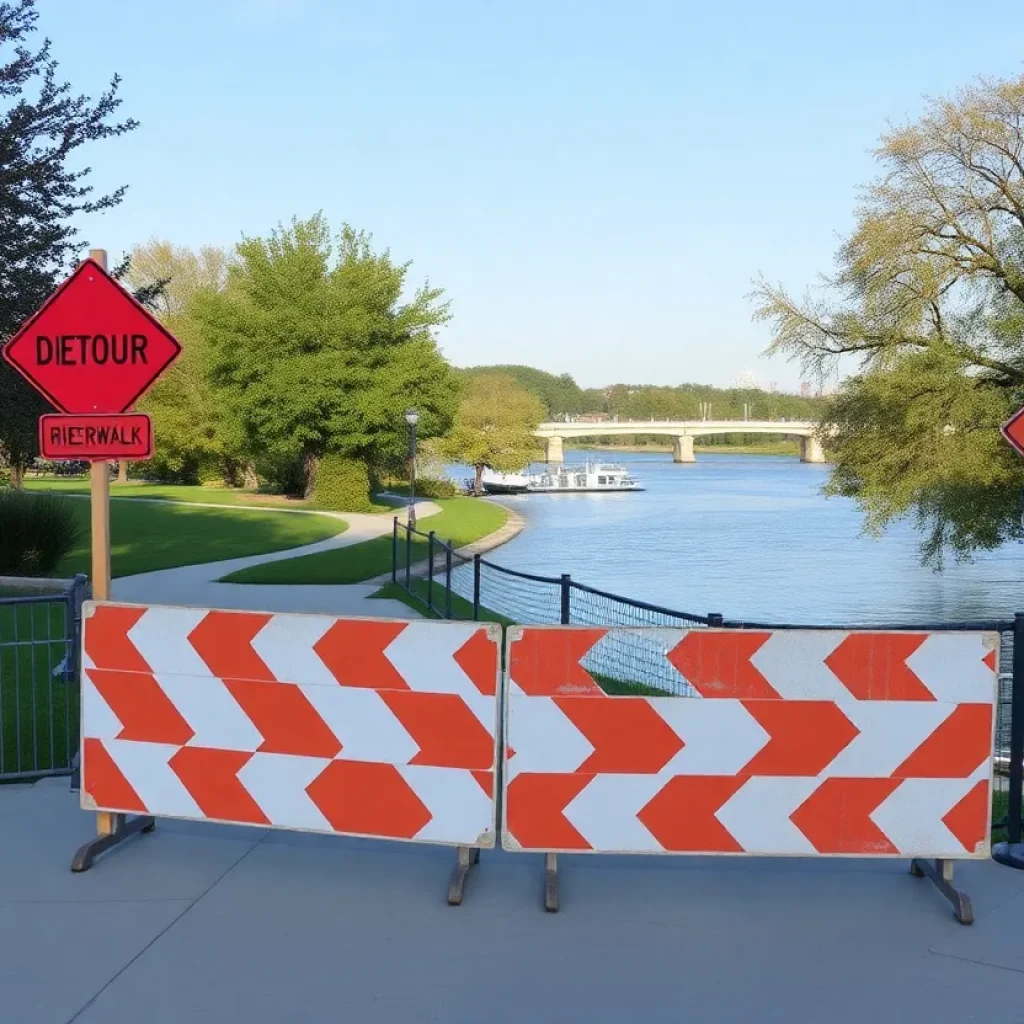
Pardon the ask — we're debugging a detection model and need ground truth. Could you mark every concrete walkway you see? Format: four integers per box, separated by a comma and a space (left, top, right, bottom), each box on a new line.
4, 778, 1023, 1024
111, 500, 440, 617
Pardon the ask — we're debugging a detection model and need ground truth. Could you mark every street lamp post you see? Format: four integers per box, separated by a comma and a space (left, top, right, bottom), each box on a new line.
404, 409, 419, 529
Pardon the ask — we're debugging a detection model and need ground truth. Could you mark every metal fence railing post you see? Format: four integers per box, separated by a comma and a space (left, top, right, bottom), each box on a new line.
427, 532, 435, 612
473, 555, 481, 621
445, 542, 453, 619
391, 517, 398, 584
1010, 613, 1024, 846
994, 613, 1024, 869
405, 521, 412, 590
560, 574, 571, 625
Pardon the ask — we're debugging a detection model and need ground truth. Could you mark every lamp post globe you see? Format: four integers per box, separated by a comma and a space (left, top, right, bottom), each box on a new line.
404, 409, 419, 528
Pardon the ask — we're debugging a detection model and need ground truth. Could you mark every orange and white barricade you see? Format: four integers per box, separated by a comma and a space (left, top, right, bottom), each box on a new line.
74, 602, 502, 904
502, 625, 999, 921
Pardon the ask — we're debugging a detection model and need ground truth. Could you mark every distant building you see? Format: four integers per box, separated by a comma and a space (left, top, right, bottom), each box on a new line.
735, 369, 760, 390
799, 381, 811, 397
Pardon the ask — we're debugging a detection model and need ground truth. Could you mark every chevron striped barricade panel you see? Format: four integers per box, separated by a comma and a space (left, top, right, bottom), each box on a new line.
73, 602, 502, 904
501, 625, 999, 922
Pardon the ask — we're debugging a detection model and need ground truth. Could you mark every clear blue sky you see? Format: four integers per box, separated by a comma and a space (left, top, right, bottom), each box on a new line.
45, 0, 1024, 389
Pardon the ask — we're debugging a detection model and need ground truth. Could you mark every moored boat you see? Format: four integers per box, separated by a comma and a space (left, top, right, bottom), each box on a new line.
526, 462, 643, 493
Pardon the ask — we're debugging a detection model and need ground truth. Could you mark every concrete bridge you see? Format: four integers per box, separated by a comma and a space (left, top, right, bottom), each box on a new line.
533, 419, 825, 463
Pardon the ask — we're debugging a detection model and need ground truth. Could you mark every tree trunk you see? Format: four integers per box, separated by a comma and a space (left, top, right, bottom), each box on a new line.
303, 453, 321, 500
10, 463, 25, 488
242, 462, 259, 490
117, 460, 128, 484
474, 464, 484, 496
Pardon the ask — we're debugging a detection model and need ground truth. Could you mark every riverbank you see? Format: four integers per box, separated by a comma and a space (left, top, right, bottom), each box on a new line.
368, 501, 525, 585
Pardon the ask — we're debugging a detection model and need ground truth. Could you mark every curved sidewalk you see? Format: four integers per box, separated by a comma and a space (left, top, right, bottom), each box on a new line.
111, 500, 441, 618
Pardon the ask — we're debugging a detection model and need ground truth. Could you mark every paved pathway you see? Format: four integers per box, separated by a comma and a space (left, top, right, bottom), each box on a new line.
3, 778, 1022, 1024
112, 500, 440, 617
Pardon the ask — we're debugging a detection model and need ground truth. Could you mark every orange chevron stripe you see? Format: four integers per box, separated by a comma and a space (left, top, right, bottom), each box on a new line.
306, 761, 432, 838
942, 781, 988, 852
453, 630, 499, 696
505, 773, 592, 849
379, 691, 494, 769
824, 633, 932, 701
84, 605, 149, 672
553, 697, 684, 774
637, 776, 745, 852
666, 631, 777, 698
789, 777, 900, 854
509, 629, 606, 696
82, 738, 147, 813
187, 611, 274, 682
169, 747, 269, 825
983, 648, 997, 672
313, 620, 409, 689
471, 770, 494, 797
87, 668, 194, 745
893, 704, 993, 778
740, 700, 858, 776
222, 679, 341, 758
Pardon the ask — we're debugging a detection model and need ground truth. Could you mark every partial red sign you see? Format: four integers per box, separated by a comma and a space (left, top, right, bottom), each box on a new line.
1, 259, 181, 414
39, 413, 154, 462
1001, 407, 1024, 459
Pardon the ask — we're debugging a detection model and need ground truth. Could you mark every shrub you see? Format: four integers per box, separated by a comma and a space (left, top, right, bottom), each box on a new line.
0, 490, 83, 576
417, 476, 459, 499
311, 454, 375, 512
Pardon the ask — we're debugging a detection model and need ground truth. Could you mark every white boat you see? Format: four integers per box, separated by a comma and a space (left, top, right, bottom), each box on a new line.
526, 462, 644, 493
479, 468, 530, 494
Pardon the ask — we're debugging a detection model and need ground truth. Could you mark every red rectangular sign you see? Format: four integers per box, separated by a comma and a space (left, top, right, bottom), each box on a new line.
38, 413, 154, 462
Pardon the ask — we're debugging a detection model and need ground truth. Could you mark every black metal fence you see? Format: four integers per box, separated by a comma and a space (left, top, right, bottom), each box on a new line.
0, 574, 89, 781
391, 518, 1023, 850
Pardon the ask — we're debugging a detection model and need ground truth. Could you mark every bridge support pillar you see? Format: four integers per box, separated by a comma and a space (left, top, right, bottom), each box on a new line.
800, 435, 825, 463
672, 435, 695, 463
545, 435, 564, 464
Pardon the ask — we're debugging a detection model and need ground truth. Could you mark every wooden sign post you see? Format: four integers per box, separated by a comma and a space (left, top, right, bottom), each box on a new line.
1, 247, 183, 854
88, 250, 112, 603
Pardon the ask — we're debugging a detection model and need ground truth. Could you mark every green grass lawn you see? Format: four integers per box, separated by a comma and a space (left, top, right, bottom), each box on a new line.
220, 498, 508, 585
25, 477, 398, 513
0, 598, 77, 777
371, 579, 517, 627
26, 478, 314, 509
53, 498, 345, 578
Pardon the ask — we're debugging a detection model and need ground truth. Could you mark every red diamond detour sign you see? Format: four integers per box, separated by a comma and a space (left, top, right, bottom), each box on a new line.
1001, 406, 1024, 459
1, 258, 181, 414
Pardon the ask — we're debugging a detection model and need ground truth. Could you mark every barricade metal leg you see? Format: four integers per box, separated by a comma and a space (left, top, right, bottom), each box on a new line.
992, 842, 1024, 869
446, 846, 480, 905
909, 858, 973, 925
71, 812, 156, 872
544, 852, 559, 912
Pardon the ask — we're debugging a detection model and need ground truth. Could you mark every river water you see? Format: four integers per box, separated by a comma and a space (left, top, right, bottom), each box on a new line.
450, 450, 1024, 626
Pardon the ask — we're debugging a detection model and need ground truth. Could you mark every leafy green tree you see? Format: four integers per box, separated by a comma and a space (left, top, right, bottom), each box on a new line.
193, 215, 458, 506
753, 73, 1024, 565
0, 0, 136, 485
123, 241, 236, 484
441, 373, 545, 494
462, 365, 588, 417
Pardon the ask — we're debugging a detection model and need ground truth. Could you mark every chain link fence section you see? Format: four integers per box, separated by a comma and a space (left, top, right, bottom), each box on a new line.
0, 574, 88, 780
568, 582, 713, 695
